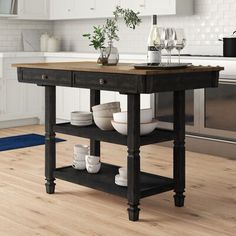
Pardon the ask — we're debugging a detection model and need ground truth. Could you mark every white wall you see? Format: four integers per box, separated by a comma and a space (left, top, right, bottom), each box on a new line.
53, 0, 236, 56
0, 19, 52, 51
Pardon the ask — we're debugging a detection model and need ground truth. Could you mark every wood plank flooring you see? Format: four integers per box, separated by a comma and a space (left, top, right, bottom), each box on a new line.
0, 125, 235, 236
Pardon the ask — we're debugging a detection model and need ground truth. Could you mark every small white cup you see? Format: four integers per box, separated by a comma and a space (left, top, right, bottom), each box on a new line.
74, 144, 89, 154
86, 162, 101, 174
72, 160, 86, 170
119, 167, 127, 179
85, 155, 100, 165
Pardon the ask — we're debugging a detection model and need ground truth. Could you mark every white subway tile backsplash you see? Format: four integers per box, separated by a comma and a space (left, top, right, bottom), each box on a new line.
0, 19, 52, 52
52, 0, 236, 56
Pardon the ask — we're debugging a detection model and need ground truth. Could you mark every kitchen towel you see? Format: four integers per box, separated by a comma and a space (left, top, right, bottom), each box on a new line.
0, 133, 65, 152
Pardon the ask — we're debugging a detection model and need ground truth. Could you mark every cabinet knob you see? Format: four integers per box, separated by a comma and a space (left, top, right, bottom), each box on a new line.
99, 78, 105, 85
139, 4, 145, 7
42, 74, 48, 80
90, 7, 95, 10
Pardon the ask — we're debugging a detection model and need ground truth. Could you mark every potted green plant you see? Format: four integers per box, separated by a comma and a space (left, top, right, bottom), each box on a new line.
83, 6, 141, 65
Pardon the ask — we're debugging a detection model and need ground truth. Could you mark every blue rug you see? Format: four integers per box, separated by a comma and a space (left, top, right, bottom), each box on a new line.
0, 133, 65, 152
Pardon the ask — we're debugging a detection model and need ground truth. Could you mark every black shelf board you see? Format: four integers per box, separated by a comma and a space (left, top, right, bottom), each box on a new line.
55, 163, 174, 199
54, 123, 173, 146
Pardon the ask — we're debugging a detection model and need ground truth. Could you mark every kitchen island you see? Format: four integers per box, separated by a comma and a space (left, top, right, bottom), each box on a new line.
14, 62, 223, 221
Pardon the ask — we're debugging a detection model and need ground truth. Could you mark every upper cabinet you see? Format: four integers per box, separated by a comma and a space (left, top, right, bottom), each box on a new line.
10, 0, 193, 21
120, 0, 193, 16
50, 0, 75, 20
51, 0, 120, 20
18, 0, 49, 20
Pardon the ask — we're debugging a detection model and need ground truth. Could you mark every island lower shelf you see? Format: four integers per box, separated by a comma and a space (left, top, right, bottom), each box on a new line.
55, 163, 174, 199
54, 123, 174, 146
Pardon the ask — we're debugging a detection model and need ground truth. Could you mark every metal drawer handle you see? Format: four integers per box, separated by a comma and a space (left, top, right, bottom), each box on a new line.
42, 74, 48, 80
99, 78, 105, 85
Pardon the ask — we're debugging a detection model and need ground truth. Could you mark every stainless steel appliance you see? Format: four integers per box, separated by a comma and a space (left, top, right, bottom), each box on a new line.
154, 75, 236, 158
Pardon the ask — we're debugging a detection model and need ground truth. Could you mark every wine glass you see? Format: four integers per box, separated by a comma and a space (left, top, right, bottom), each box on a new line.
175, 28, 186, 64
164, 28, 176, 64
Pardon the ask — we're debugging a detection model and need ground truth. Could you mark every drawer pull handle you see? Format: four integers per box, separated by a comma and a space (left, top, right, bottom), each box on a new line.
42, 74, 48, 80
99, 79, 105, 85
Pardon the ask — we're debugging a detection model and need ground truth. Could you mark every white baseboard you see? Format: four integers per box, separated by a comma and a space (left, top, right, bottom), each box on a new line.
0, 117, 40, 129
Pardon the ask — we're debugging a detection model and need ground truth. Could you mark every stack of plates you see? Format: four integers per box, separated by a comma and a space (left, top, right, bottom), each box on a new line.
71, 111, 93, 126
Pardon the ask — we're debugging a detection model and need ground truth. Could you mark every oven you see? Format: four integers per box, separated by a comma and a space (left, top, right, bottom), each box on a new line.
154, 76, 236, 142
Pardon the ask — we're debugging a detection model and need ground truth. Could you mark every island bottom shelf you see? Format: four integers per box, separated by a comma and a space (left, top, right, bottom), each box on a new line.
55, 163, 174, 199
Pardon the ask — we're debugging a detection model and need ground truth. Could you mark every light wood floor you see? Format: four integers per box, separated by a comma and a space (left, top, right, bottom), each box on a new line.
0, 125, 235, 236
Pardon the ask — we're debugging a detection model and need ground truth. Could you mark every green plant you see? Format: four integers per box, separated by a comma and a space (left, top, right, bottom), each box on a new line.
83, 6, 141, 51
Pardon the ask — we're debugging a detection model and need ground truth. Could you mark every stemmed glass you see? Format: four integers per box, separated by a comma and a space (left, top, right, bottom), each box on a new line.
175, 28, 186, 64
164, 28, 176, 64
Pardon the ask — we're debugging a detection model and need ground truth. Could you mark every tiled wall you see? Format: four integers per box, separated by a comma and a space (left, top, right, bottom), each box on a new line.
0, 19, 52, 51
53, 0, 236, 56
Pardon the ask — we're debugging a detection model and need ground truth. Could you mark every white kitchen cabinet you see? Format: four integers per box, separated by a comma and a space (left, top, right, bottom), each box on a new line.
86, 0, 119, 19
51, 0, 120, 20
120, 0, 193, 16
50, 0, 75, 20
0, 55, 45, 128
17, 0, 49, 20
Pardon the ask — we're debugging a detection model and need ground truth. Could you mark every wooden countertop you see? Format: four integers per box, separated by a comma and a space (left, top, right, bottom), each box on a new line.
13, 61, 224, 76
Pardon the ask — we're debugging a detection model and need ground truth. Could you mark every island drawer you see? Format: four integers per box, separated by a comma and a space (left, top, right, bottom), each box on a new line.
73, 71, 145, 93
18, 68, 72, 86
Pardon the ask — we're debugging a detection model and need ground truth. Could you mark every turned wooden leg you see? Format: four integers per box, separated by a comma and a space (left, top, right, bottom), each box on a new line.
90, 89, 101, 156
173, 90, 186, 207
127, 94, 141, 221
45, 86, 56, 194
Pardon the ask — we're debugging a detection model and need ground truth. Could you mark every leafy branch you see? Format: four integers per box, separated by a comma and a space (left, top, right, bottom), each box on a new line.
83, 6, 141, 50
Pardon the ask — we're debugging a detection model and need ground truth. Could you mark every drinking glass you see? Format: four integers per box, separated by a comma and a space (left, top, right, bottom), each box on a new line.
175, 28, 186, 64
164, 28, 176, 64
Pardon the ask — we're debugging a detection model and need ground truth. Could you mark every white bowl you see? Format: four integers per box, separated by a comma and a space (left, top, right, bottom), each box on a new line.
85, 155, 100, 165
92, 102, 120, 112
113, 108, 153, 124
115, 174, 127, 187
72, 160, 86, 170
119, 167, 127, 179
74, 144, 89, 154
71, 111, 92, 119
93, 108, 121, 118
71, 120, 93, 126
111, 119, 158, 136
86, 162, 101, 174
93, 116, 114, 130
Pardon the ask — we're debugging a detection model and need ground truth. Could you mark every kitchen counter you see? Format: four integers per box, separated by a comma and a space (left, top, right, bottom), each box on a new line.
1, 51, 236, 61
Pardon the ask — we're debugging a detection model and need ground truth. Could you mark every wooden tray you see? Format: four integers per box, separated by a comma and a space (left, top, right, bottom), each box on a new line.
134, 63, 192, 70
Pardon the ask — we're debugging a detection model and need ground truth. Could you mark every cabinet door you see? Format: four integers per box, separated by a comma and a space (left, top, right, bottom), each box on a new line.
50, 0, 75, 20
74, 0, 96, 19
95, 0, 120, 18
18, 0, 49, 20
144, 0, 175, 15
75, 0, 120, 19
120, 0, 146, 15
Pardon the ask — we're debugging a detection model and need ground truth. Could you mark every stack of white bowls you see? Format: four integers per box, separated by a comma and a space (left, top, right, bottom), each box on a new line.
72, 144, 89, 170
85, 155, 101, 174
111, 108, 158, 136
115, 167, 127, 186
71, 111, 93, 126
92, 102, 121, 130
